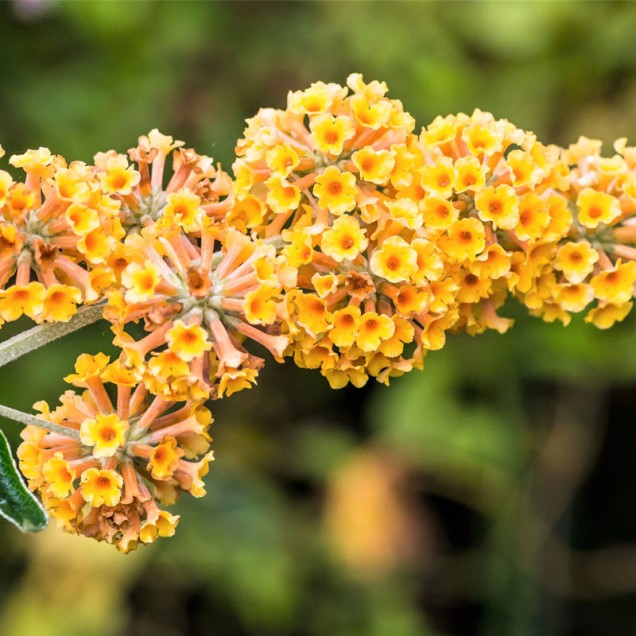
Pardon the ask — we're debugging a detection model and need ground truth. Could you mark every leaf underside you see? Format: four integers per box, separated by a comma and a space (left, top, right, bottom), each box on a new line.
0, 429, 48, 533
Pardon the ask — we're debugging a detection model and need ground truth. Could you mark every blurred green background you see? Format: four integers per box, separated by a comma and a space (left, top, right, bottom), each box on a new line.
1, 2, 636, 635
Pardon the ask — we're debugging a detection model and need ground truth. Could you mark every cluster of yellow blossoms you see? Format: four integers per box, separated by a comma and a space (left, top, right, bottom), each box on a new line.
4, 74, 636, 551
230, 75, 636, 387
18, 353, 213, 552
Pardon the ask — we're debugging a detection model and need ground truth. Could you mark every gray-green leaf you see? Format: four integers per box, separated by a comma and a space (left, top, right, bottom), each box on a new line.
0, 430, 48, 532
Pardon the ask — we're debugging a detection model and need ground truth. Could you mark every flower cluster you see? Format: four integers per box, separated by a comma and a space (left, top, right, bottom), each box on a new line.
230, 76, 608, 387
106, 221, 293, 401
18, 353, 213, 553
0, 147, 123, 325
4, 74, 636, 551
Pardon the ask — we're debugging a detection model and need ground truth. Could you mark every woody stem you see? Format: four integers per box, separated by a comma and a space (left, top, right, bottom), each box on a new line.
0, 302, 105, 369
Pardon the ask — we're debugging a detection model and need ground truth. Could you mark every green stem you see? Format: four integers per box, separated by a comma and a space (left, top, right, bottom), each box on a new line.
0, 302, 105, 369
0, 404, 81, 440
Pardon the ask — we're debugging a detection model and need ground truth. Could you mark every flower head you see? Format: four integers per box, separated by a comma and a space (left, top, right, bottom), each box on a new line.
18, 354, 214, 552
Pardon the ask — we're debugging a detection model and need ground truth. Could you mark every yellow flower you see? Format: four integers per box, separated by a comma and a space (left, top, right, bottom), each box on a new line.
469, 244, 511, 279
515, 192, 550, 242
163, 189, 202, 231
266, 143, 300, 178
325, 367, 369, 390
288, 81, 347, 115
370, 236, 418, 283
429, 277, 459, 313
378, 316, 415, 358
321, 215, 368, 262
411, 238, 444, 283
228, 195, 265, 231
80, 468, 123, 507
455, 270, 492, 303
282, 228, 314, 267
166, 320, 213, 362
65, 203, 101, 236
544, 194, 573, 241
77, 227, 119, 265
41, 284, 82, 322
149, 436, 184, 480
454, 156, 486, 193
585, 301, 633, 329
506, 149, 541, 187
441, 218, 486, 261
0, 282, 46, 321
140, 511, 180, 544
80, 413, 129, 458
577, 188, 621, 229
422, 196, 458, 230
174, 451, 215, 498
313, 167, 358, 215
591, 261, 636, 304
422, 157, 456, 198
122, 261, 162, 304
244, 284, 279, 325
329, 306, 361, 348
54, 166, 91, 203
312, 273, 339, 298
350, 93, 392, 130
310, 114, 355, 156
64, 352, 110, 386
554, 241, 599, 284
42, 453, 75, 498
475, 185, 519, 230
266, 177, 301, 214
289, 291, 330, 336
98, 153, 140, 195
356, 312, 395, 352
352, 147, 395, 185
554, 283, 594, 313
462, 121, 503, 158
393, 285, 429, 314
386, 198, 422, 230
218, 367, 259, 398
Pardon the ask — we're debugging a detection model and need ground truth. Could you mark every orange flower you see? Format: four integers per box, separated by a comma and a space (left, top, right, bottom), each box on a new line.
19, 355, 215, 552
321, 215, 368, 262
441, 218, 486, 262
369, 236, 418, 283
313, 167, 358, 215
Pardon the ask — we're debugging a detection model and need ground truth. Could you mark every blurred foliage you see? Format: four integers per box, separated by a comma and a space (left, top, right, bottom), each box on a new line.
1, 1, 636, 635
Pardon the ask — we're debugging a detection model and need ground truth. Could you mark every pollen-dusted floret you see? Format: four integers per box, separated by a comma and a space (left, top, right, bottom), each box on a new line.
17, 354, 214, 553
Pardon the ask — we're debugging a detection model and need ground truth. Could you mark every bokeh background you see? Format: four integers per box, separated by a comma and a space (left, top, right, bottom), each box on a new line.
1, 2, 636, 635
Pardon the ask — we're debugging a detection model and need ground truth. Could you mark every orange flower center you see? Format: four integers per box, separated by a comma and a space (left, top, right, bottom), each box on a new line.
100, 428, 116, 442
112, 174, 128, 189
328, 181, 343, 195
341, 236, 354, 250
488, 200, 502, 214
